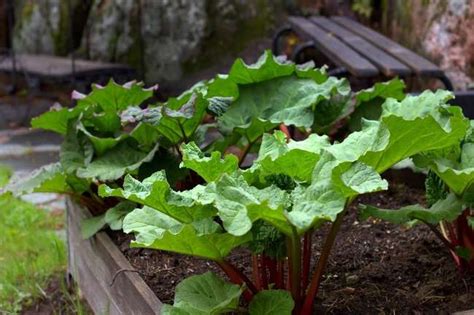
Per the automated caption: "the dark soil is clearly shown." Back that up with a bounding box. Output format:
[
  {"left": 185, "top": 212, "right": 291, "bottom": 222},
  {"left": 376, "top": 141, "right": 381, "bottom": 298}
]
[
  {"left": 21, "top": 276, "right": 92, "bottom": 315},
  {"left": 110, "top": 182, "right": 474, "bottom": 314}
]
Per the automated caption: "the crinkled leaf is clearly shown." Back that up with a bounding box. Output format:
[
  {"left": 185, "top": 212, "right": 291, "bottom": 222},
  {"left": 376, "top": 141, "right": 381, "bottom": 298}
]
[
  {"left": 87, "top": 111, "right": 122, "bottom": 134},
  {"left": 180, "top": 142, "right": 238, "bottom": 182},
  {"left": 247, "top": 131, "right": 330, "bottom": 183},
  {"left": 121, "top": 106, "right": 163, "bottom": 125},
  {"left": 31, "top": 106, "right": 75, "bottom": 135},
  {"left": 431, "top": 143, "right": 474, "bottom": 199},
  {"left": 328, "top": 90, "right": 469, "bottom": 173},
  {"left": 122, "top": 206, "right": 182, "bottom": 245},
  {"left": 249, "top": 290, "right": 294, "bottom": 315},
  {"left": 124, "top": 208, "right": 249, "bottom": 260},
  {"left": 129, "top": 122, "right": 161, "bottom": 150},
  {"left": 99, "top": 171, "right": 215, "bottom": 223},
  {"left": 77, "top": 122, "right": 126, "bottom": 155},
  {"left": 76, "top": 141, "right": 158, "bottom": 181},
  {"left": 227, "top": 50, "right": 295, "bottom": 84},
  {"left": 311, "top": 90, "right": 351, "bottom": 132},
  {"left": 153, "top": 93, "right": 208, "bottom": 144},
  {"left": 207, "top": 97, "right": 233, "bottom": 117},
  {"left": 359, "top": 193, "right": 464, "bottom": 225},
  {"left": 6, "top": 163, "right": 70, "bottom": 196},
  {"left": 331, "top": 161, "right": 388, "bottom": 197},
  {"left": 78, "top": 80, "right": 155, "bottom": 113},
  {"left": 163, "top": 272, "right": 242, "bottom": 315},
  {"left": 208, "top": 174, "right": 291, "bottom": 236},
  {"left": 218, "top": 75, "right": 348, "bottom": 142},
  {"left": 288, "top": 181, "right": 346, "bottom": 232},
  {"left": 60, "top": 123, "right": 94, "bottom": 173}
]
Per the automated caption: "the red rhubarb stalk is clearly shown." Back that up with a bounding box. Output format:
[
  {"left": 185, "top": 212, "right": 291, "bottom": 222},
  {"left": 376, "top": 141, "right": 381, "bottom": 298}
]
[
  {"left": 301, "top": 231, "right": 312, "bottom": 294},
  {"left": 217, "top": 260, "right": 257, "bottom": 301},
  {"left": 252, "top": 254, "right": 262, "bottom": 290},
  {"left": 302, "top": 209, "right": 346, "bottom": 315}
]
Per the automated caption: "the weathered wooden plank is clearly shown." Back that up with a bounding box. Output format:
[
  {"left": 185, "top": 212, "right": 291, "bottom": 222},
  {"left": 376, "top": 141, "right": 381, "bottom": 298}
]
[
  {"left": 331, "top": 16, "right": 442, "bottom": 76},
  {"left": 0, "top": 54, "right": 134, "bottom": 79},
  {"left": 67, "top": 198, "right": 162, "bottom": 315},
  {"left": 287, "top": 16, "right": 379, "bottom": 77},
  {"left": 310, "top": 16, "right": 411, "bottom": 77}
]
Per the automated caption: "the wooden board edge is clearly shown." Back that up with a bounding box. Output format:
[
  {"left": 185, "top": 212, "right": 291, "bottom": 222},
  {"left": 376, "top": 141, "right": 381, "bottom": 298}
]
[{"left": 67, "top": 197, "right": 163, "bottom": 314}]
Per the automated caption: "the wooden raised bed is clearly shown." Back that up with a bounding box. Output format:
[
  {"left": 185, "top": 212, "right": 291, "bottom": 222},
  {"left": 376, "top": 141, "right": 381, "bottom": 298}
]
[
  {"left": 66, "top": 170, "right": 473, "bottom": 314},
  {"left": 66, "top": 198, "right": 162, "bottom": 315}
]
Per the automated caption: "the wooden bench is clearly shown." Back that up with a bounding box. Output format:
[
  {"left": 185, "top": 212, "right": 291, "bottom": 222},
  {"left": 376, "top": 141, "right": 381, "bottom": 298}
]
[
  {"left": 273, "top": 16, "right": 453, "bottom": 90},
  {"left": 0, "top": 54, "right": 136, "bottom": 93}
]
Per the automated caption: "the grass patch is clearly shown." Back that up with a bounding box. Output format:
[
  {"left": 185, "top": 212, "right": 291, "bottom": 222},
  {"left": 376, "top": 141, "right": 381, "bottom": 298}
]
[
  {"left": 0, "top": 163, "right": 69, "bottom": 313},
  {"left": 0, "top": 165, "right": 12, "bottom": 188},
  {"left": 0, "top": 192, "right": 66, "bottom": 313}
]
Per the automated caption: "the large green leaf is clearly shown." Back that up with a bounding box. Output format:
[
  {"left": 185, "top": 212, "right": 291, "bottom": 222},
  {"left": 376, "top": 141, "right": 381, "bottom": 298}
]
[
  {"left": 359, "top": 193, "right": 464, "bottom": 225},
  {"left": 123, "top": 93, "right": 208, "bottom": 145},
  {"left": 207, "top": 174, "right": 291, "bottom": 236},
  {"left": 60, "top": 122, "right": 94, "bottom": 173},
  {"left": 246, "top": 131, "right": 330, "bottom": 183},
  {"left": 31, "top": 106, "right": 75, "bottom": 135},
  {"left": 218, "top": 75, "right": 348, "bottom": 142},
  {"left": 328, "top": 90, "right": 469, "bottom": 173},
  {"left": 77, "top": 122, "right": 126, "bottom": 156},
  {"left": 155, "top": 93, "right": 208, "bottom": 144},
  {"left": 162, "top": 272, "right": 242, "bottom": 315},
  {"left": 6, "top": 163, "right": 70, "bottom": 196},
  {"left": 430, "top": 143, "right": 474, "bottom": 199},
  {"left": 99, "top": 171, "right": 215, "bottom": 223},
  {"left": 180, "top": 142, "right": 238, "bottom": 183},
  {"left": 77, "top": 80, "right": 155, "bottom": 113},
  {"left": 203, "top": 50, "right": 343, "bottom": 142},
  {"left": 76, "top": 141, "right": 158, "bottom": 181},
  {"left": 249, "top": 290, "right": 294, "bottom": 315},
  {"left": 226, "top": 51, "right": 295, "bottom": 84},
  {"left": 129, "top": 122, "right": 161, "bottom": 150},
  {"left": 123, "top": 207, "right": 249, "bottom": 260}
]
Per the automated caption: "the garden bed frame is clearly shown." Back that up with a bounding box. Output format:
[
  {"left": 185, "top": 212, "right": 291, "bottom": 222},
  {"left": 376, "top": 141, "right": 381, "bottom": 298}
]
[{"left": 66, "top": 198, "right": 162, "bottom": 315}]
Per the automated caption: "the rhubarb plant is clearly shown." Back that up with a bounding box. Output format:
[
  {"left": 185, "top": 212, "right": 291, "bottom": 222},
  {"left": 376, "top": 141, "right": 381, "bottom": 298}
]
[
  {"left": 99, "top": 89, "right": 468, "bottom": 314},
  {"left": 7, "top": 51, "right": 358, "bottom": 236},
  {"left": 361, "top": 119, "right": 474, "bottom": 272}
]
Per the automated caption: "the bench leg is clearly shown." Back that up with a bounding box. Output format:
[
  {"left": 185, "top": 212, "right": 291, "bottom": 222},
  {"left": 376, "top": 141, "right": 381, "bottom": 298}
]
[
  {"left": 290, "top": 41, "right": 316, "bottom": 64},
  {"left": 328, "top": 67, "right": 349, "bottom": 78},
  {"left": 437, "top": 73, "right": 454, "bottom": 91},
  {"left": 272, "top": 25, "right": 295, "bottom": 55}
]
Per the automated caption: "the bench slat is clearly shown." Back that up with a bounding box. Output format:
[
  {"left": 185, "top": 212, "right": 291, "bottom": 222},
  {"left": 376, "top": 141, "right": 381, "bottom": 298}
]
[
  {"left": 331, "top": 16, "right": 442, "bottom": 76},
  {"left": 0, "top": 54, "right": 134, "bottom": 79},
  {"left": 310, "top": 17, "right": 411, "bottom": 77},
  {"left": 288, "top": 16, "right": 379, "bottom": 77}
]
